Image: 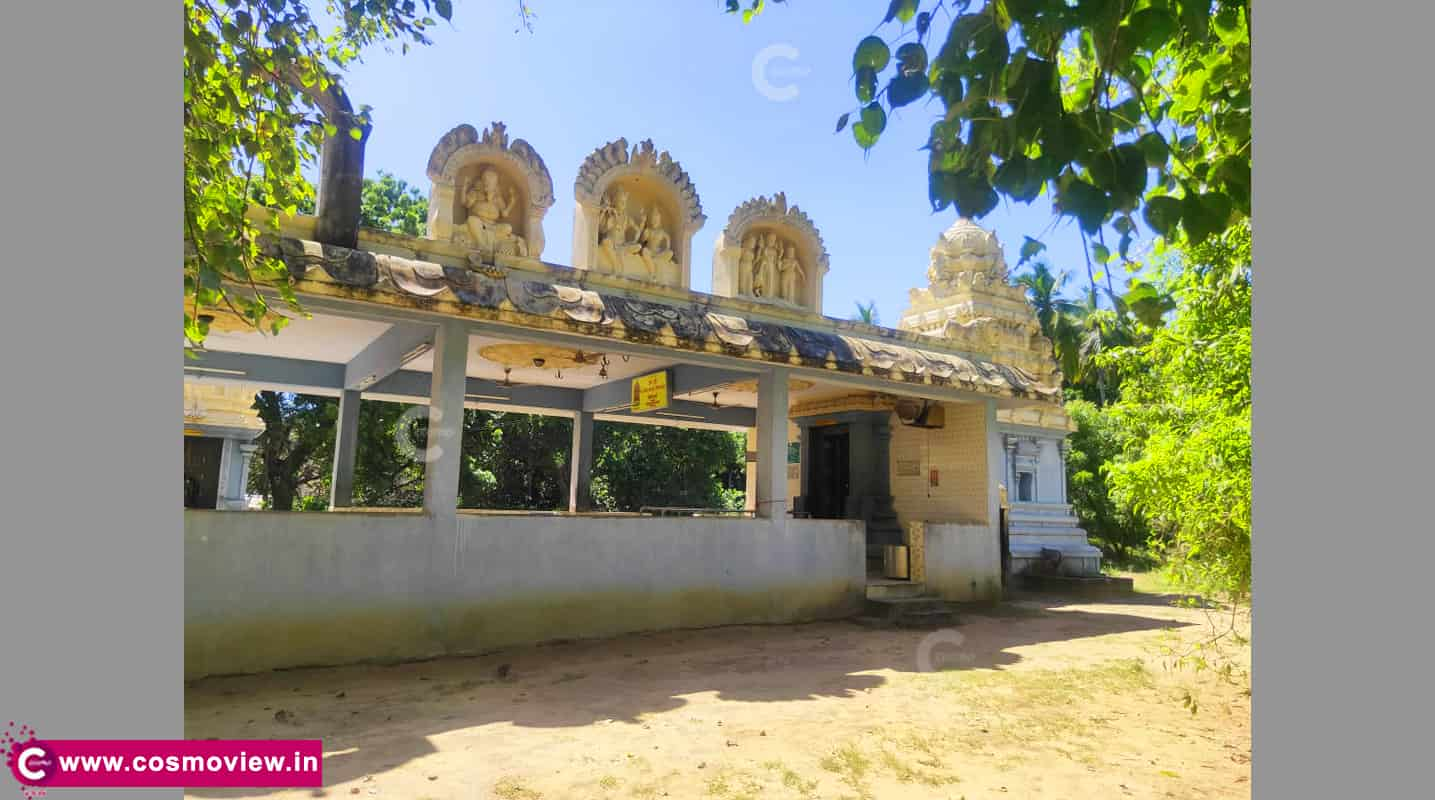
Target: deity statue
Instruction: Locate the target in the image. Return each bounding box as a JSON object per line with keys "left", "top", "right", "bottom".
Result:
{"left": 459, "top": 167, "right": 528, "bottom": 256}
{"left": 737, "top": 234, "right": 758, "bottom": 297}
{"left": 638, "top": 207, "right": 675, "bottom": 281}
{"left": 596, "top": 188, "right": 642, "bottom": 273}
{"left": 754, "top": 232, "right": 780, "bottom": 298}
{"left": 778, "top": 243, "right": 805, "bottom": 303}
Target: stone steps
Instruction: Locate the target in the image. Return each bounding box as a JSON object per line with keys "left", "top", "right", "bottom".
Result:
{"left": 855, "top": 583, "right": 961, "bottom": 629}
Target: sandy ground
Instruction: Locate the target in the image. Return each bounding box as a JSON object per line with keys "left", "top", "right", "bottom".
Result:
{"left": 185, "top": 594, "right": 1250, "bottom": 799}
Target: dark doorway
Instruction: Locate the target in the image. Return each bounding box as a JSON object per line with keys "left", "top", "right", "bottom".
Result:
{"left": 184, "top": 436, "right": 224, "bottom": 509}
{"left": 806, "top": 425, "right": 850, "bottom": 519}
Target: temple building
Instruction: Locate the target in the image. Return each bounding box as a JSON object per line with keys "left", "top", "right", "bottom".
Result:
{"left": 181, "top": 121, "right": 1106, "bottom": 679}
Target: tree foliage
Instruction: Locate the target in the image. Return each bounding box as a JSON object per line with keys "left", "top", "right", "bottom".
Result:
{"left": 360, "top": 171, "right": 429, "bottom": 235}
{"left": 248, "top": 391, "right": 335, "bottom": 510}
{"left": 1102, "top": 221, "right": 1251, "bottom": 599}
{"left": 1063, "top": 398, "right": 1151, "bottom": 565}
{"left": 184, "top": 0, "right": 452, "bottom": 348}
{"left": 734, "top": 0, "right": 1251, "bottom": 257}
{"left": 590, "top": 424, "right": 747, "bottom": 512}
{"left": 460, "top": 411, "right": 572, "bottom": 510}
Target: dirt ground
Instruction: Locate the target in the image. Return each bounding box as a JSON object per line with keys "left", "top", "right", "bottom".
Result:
{"left": 185, "top": 594, "right": 1250, "bottom": 800}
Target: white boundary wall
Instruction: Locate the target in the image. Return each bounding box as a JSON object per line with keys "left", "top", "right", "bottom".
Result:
{"left": 185, "top": 510, "right": 865, "bottom": 678}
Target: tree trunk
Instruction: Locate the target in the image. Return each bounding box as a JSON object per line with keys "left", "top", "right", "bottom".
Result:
{"left": 314, "top": 109, "right": 371, "bottom": 249}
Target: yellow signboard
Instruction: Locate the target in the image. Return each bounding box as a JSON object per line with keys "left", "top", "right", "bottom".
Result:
{"left": 630, "top": 371, "right": 670, "bottom": 413}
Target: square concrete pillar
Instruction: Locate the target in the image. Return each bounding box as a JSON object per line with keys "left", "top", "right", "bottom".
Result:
{"left": 755, "top": 368, "right": 790, "bottom": 520}
{"left": 422, "top": 320, "right": 469, "bottom": 519}
{"left": 329, "top": 388, "right": 361, "bottom": 509}
{"left": 569, "top": 410, "right": 595, "bottom": 512}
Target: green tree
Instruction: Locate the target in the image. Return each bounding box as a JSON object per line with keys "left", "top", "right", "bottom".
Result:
{"left": 732, "top": 0, "right": 1251, "bottom": 253}
{"left": 460, "top": 411, "right": 573, "bottom": 510}
{"left": 1102, "top": 221, "right": 1251, "bottom": 600}
{"left": 183, "top": 0, "right": 458, "bottom": 348}
{"left": 248, "top": 391, "right": 336, "bottom": 510}
{"left": 1013, "top": 260, "right": 1085, "bottom": 381}
{"left": 1063, "top": 398, "right": 1150, "bottom": 566}
{"left": 361, "top": 171, "right": 429, "bottom": 236}
{"left": 590, "top": 424, "right": 747, "bottom": 512}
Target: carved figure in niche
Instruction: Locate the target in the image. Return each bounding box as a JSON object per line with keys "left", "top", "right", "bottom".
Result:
{"left": 638, "top": 207, "right": 675, "bottom": 281}
{"left": 596, "top": 188, "right": 642, "bottom": 273}
{"left": 754, "top": 232, "right": 780, "bottom": 298}
{"left": 460, "top": 167, "right": 528, "bottom": 256}
{"left": 778, "top": 243, "right": 805, "bottom": 304}
{"left": 737, "top": 234, "right": 758, "bottom": 296}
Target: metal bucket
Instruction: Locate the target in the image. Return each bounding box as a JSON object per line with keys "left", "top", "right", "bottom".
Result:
{"left": 883, "top": 544, "right": 910, "bottom": 579}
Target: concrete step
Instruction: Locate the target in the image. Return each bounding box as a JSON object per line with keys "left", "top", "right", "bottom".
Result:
{"left": 865, "top": 580, "right": 928, "bottom": 601}
{"left": 863, "top": 595, "right": 962, "bottom": 629}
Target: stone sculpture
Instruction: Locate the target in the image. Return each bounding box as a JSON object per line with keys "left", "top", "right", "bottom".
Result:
{"left": 458, "top": 167, "right": 528, "bottom": 257}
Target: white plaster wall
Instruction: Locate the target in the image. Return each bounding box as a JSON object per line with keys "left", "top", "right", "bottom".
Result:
{"left": 923, "top": 522, "right": 1002, "bottom": 602}
{"left": 1036, "top": 439, "right": 1064, "bottom": 503}
{"left": 184, "top": 511, "right": 865, "bottom": 678}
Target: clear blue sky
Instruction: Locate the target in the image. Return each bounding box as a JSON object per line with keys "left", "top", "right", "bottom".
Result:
{"left": 334, "top": 0, "right": 1117, "bottom": 324}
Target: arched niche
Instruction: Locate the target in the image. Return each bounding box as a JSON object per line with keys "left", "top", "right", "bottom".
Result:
{"left": 573, "top": 138, "right": 705, "bottom": 288}
{"left": 425, "top": 122, "right": 554, "bottom": 260}
{"left": 711, "top": 193, "right": 829, "bottom": 314}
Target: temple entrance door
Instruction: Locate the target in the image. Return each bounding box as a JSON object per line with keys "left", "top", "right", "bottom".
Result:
{"left": 806, "top": 425, "right": 850, "bottom": 519}
{"left": 183, "top": 435, "right": 224, "bottom": 509}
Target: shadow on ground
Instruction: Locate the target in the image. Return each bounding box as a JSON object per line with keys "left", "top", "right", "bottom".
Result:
{"left": 184, "top": 600, "right": 1190, "bottom": 796}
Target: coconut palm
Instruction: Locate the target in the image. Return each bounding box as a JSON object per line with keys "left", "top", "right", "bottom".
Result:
{"left": 1014, "top": 261, "right": 1085, "bottom": 389}
{"left": 852, "top": 299, "right": 880, "bottom": 326}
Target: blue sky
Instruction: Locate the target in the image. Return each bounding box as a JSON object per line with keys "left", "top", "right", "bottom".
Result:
{"left": 332, "top": 0, "right": 1117, "bottom": 324}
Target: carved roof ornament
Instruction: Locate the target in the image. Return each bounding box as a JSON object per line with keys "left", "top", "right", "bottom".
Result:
{"left": 424, "top": 122, "right": 555, "bottom": 259}
{"left": 426, "top": 122, "right": 555, "bottom": 206}
{"left": 719, "top": 192, "right": 830, "bottom": 273}
{"left": 574, "top": 137, "right": 705, "bottom": 230}
{"left": 928, "top": 217, "right": 1009, "bottom": 292}
{"left": 895, "top": 217, "right": 1063, "bottom": 397}
{"left": 709, "top": 192, "right": 830, "bottom": 315}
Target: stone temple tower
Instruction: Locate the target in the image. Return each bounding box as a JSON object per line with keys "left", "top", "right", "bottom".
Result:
{"left": 897, "top": 218, "right": 1104, "bottom": 577}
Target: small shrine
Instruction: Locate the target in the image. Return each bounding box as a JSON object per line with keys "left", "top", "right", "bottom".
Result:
{"left": 425, "top": 122, "right": 555, "bottom": 260}
{"left": 572, "top": 137, "right": 705, "bottom": 288}
{"left": 711, "top": 192, "right": 829, "bottom": 315}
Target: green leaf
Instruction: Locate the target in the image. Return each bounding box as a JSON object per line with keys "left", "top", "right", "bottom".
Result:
{"left": 1019, "top": 236, "right": 1046, "bottom": 266}
{"left": 950, "top": 169, "right": 999, "bottom": 218}
{"left": 1181, "top": 191, "right": 1233, "bottom": 245}
{"left": 853, "top": 36, "right": 891, "bottom": 72}
{"left": 1143, "top": 195, "right": 1182, "bottom": 237}
{"left": 1092, "top": 243, "right": 1111, "bottom": 264}
{"left": 1057, "top": 179, "right": 1109, "bottom": 234}
{"left": 896, "top": 42, "right": 928, "bottom": 75}
{"left": 1137, "top": 132, "right": 1170, "bottom": 167}
{"left": 860, "top": 102, "right": 887, "bottom": 136}
{"left": 993, "top": 155, "right": 1042, "bottom": 203}
{"left": 856, "top": 66, "right": 878, "bottom": 103}
{"left": 916, "top": 11, "right": 932, "bottom": 37}
{"left": 834, "top": 112, "right": 850, "bottom": 133}
{"left": 434, "top": 0, "right": 452, "bottom": 21}
{"left": 853, "top": 102, "right": 885, "bottom": 149}
{"left": 885, "top": 0, "right": 918, "bottom": 25}
{"left": 349, "top": 126, "right": 363, "bottom": 140}
{"left": 1126, "top": 7, "right": 1177, "bottom": 51}
{"left": 886, "top": 72, "right": 930, "bottom": 108}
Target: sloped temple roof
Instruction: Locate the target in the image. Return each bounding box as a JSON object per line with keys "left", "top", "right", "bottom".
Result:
{"left": 259, "top": 231, "right": 1063, "bottom": 406}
